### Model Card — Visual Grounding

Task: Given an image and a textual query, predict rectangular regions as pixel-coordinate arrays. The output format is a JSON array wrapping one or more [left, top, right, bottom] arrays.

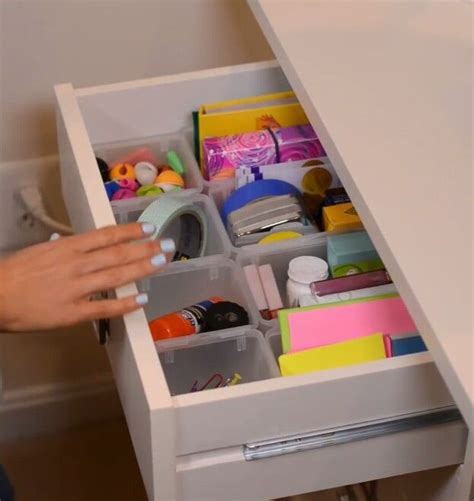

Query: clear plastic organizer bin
[[237, 234, 329, 330], [140, 257, 260, 334], [93, 130, 204, 208], [207, 178, 320, 247], [155, 328, 280, 396], [265, 327, 283, 362], [112, 193, 232, 261]]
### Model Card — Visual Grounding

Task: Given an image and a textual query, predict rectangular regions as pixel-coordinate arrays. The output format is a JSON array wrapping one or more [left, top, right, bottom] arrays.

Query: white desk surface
[[250, 1, 472, 428]]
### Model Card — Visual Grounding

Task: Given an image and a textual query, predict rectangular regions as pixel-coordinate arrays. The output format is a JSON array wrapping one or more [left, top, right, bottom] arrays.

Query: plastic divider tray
[[237, 234, 329, 330], [156, 328, 280, 396], [141, 257, 260, 334], [112, 193, 232, 262], [93, 130, 203, 208]]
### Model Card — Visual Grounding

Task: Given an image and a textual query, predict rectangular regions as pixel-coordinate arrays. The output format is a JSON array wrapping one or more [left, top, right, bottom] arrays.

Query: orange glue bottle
[[149, 297, 223, 341]]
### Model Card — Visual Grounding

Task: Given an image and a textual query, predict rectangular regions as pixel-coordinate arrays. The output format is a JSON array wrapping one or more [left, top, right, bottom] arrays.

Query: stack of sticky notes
[[279, 333, 387, 376], [277, 294, 419, 376], [386, 333, 427, 357]]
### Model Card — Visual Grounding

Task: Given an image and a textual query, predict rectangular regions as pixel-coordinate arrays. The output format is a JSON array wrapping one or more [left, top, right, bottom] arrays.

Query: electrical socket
[[0, 155, 70, 254]]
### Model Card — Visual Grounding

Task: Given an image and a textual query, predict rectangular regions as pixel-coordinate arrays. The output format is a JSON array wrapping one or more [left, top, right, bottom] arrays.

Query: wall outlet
[[0, 155, 70, 253]]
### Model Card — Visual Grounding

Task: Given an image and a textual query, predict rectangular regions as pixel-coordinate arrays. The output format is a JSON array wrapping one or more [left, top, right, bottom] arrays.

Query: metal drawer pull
[[243, 407, 462, 461]]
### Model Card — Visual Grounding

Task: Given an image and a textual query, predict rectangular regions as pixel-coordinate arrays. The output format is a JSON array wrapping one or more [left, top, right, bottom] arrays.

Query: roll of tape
[[203, 301, 249, 331], [222, 180, 299, 223], [138, 197, 207, 261]]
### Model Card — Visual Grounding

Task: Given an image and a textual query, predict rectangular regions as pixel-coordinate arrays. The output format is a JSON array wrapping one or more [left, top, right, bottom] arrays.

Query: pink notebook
[[287, 296, 416, 353]]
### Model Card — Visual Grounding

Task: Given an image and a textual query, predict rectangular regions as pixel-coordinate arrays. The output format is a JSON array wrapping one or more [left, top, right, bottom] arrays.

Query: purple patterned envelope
[[203, 124, 326, 181]]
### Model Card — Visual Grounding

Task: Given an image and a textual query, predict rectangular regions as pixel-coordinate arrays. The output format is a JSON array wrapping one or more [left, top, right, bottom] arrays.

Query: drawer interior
[[56, 62, 464, 488]]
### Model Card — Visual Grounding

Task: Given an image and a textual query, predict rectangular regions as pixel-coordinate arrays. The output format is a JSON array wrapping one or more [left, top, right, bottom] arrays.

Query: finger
[[78, 293, 149, 322], [79, 239, 161, 274], [80, 237, 175, 274], [67, 223, 156, 253], [78, 254, 168, 296]]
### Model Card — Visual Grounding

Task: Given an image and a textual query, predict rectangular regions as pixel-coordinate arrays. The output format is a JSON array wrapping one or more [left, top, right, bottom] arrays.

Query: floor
[[0, 419, 458, 501]]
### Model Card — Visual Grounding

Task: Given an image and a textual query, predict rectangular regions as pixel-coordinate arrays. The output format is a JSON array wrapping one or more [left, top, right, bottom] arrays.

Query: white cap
[[288, 256, 329, 285]]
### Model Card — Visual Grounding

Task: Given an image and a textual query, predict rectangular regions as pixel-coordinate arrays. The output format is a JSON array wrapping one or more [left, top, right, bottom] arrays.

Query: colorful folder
[[278, 333, 387, 376], [198, 91, 309, 172], [278, 294, 417, 354]]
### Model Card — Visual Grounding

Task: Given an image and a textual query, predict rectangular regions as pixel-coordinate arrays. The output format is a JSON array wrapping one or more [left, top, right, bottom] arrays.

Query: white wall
[[0, 0, 272, 436], [0, 0, 272, 162]]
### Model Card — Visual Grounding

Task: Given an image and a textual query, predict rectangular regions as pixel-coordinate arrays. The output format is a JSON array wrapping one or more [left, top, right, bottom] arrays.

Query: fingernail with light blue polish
[[136, 293, 149, 306], [141, 222, 156, 235], [160, 238, 176, 254], [151, 253, 167, 267]]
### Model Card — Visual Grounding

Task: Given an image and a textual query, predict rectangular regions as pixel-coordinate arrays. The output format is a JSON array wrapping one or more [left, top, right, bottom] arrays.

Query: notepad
[[278, 333, 387, 376], [278, 294, 417, 353], [390, 334, 427, 356]]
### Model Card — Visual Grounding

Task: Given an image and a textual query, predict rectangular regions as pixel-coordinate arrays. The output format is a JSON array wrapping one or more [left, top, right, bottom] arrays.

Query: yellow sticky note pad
[[322, 203, 363, 232], [278, 333, 386, 376]]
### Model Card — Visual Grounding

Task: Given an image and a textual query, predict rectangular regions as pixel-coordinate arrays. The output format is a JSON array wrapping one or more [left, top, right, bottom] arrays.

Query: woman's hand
[[0, 223, 175, 332]]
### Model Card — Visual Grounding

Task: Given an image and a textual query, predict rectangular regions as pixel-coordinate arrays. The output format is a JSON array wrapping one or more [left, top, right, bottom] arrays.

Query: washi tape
[[222, 179, 299, 223], [138, 197, 207, 261]]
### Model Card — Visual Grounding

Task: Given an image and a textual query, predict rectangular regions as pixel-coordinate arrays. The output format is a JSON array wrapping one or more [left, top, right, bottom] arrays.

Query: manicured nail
[[49, 233, 61, 241], [160, 238, 176, 254], [135, 293, 149, 306], [141, 222, 156, 235], [151, 253, 167, 267]]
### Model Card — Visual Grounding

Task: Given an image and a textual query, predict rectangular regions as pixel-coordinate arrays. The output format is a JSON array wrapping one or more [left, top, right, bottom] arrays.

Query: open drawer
[[55, 61, 468, 500]]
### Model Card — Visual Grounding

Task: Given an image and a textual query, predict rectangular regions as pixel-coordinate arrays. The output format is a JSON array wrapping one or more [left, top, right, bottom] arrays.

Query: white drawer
[[55, 61, 467, 501]]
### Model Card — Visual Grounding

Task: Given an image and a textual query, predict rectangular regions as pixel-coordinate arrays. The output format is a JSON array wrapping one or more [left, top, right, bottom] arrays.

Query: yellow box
[[278, 333, 386, 376], [198, 91, 308, 172], [322, 203, 363, 232]]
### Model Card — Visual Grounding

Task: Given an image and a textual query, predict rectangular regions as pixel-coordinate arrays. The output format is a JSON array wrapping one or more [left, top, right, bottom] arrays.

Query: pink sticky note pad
[[287, 296, 416, 353]]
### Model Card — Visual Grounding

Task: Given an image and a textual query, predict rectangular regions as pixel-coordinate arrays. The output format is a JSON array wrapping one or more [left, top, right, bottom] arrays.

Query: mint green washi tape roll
[[137, 197, 207, 261]]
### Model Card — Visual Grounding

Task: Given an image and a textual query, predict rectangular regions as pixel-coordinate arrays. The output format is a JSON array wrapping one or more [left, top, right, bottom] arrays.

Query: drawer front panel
[[177, 422, 467, 501], [174, 354, 454, 456]]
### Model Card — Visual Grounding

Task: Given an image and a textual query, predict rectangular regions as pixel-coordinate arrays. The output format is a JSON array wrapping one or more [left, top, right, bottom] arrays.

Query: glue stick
[[149, 297, 223, 341]]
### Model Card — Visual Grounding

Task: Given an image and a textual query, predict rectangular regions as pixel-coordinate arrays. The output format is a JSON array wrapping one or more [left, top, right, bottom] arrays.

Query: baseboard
[[0, 375, 123, 443]]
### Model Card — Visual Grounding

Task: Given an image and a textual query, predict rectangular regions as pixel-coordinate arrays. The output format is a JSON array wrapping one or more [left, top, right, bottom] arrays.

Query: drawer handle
[[243, 407, 462, 461]]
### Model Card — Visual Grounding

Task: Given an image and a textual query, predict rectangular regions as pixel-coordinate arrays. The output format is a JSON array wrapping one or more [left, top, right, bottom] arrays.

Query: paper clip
[[190, 373, 223, 392]]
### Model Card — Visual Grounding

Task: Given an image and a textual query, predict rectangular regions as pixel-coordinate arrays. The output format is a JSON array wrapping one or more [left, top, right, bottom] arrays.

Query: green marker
[[167, 150, 185, 175]]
